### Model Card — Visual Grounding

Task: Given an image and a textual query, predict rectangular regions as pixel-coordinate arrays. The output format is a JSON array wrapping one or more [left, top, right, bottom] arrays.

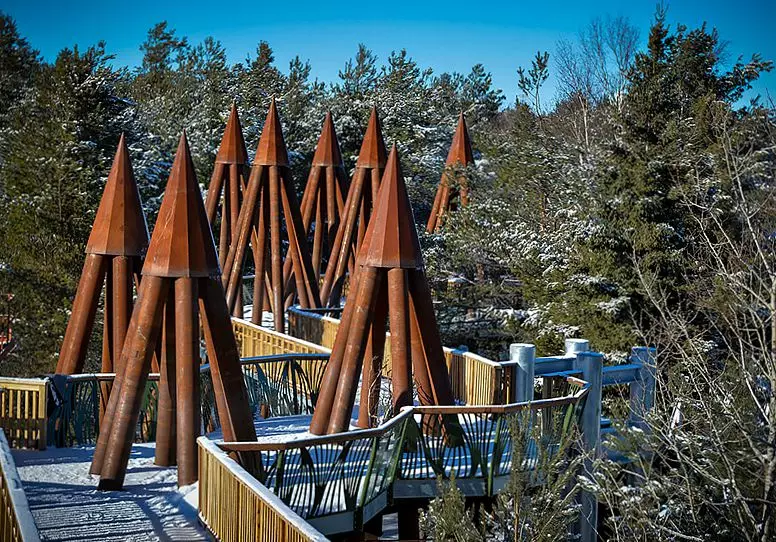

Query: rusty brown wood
[[95, 133, 256, 490], [309, 263, 359, 434], [97, 276, 168, 489], [311, 146, 455, 435], [58, 135, 149, 376], [175, 277, 200, 486], [222, 98, 320, 329], [327, 266, 382, 434], [199, 277, 257, 444], [356, 281, 387, 429], [282, 113, 348, 306], [426, 113, 475, 233], [155, 290, 177, 467], [388, 268, 412, 411], [319, 108, 387, 307]]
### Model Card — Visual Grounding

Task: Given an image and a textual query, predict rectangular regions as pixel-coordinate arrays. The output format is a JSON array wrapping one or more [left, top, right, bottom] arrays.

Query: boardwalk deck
[[11, 443, 207, 542]]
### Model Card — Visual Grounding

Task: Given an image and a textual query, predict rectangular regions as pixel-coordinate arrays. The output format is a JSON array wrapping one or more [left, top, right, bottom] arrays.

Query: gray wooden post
[[629, 346, 656, 429], [509, 343, 535, 403], [575, 351, 603, 542], [565, 338, 590, 356]]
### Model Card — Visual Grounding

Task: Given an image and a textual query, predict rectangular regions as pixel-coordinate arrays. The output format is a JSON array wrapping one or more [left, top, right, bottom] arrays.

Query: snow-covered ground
[[12, 443, 207, 542]]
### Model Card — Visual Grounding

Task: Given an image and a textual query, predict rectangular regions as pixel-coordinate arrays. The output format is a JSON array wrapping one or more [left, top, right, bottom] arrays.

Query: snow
[[11, 443, 207, 542]]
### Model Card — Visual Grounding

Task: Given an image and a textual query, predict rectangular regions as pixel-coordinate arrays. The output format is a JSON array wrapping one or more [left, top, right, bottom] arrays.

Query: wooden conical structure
[[221, 98, 321, 332], [319, 107, 388, 307], [91, 133, 257, 489], [426, 113, 475, 232], [310, 146, 455, 435], [281, 113, 349, 306], [205, 104, 250, 317], [56, 134, 149, 381]]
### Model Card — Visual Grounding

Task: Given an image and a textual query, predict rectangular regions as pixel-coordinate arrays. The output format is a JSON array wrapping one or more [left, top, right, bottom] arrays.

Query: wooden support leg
[[357, 284, 387, 429], [407, 271, 455, 406], [112, 256, 133, 375], [327, 267, 383, 434], [100, 261, 114, 422], [175, 278, 200, 486], [320, 168, 365, 305], [282, 169, 321, 308], [98, 277, 168, 489], [387, 269, 413, 411], [90, 268, 145, 475], [57, 253, 106, 374], [155, 291, 176, 467], [269, 167, 284, 332], [199, 278, 257, 443], [309, 269, 359, 435]]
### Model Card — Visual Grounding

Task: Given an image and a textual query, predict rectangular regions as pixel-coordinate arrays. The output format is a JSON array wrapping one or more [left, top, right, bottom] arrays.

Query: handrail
[[413, 387, 589, 415], [61, 352, 331, 382], [219, 408, 416, 452], [198, 438, 328, 542], [0, 430, 40, 541], [218, 375, 588, 453]]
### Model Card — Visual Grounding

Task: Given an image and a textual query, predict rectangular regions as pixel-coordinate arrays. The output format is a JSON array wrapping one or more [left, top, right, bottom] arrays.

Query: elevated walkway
[[0, 313, 655, 541]]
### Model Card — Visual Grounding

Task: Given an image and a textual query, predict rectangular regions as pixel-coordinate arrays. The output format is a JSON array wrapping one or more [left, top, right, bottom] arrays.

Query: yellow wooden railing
[[0, 430, 40, 541], [198, 437, 328, 542], [0, 378, 47, 450], [286, 308, 507, 405], [232, 318, 329, 357]]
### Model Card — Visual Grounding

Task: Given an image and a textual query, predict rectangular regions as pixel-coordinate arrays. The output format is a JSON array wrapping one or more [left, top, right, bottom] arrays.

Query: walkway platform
[[11, 443, 207, 542]]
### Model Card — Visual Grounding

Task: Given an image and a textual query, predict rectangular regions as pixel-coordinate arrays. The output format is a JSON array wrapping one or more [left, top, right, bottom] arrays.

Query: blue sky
[[4, 0, 774, 106]]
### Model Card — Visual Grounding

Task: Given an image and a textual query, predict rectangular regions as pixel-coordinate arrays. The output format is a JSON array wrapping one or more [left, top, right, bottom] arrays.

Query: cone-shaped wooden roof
[[445, 112, 474, 166], [86, 134, 149, 257], [143, 133, 221, 278], [355, 107, 387, 169], [254, 98, 289, 167], [359, 145, 422, 269], [215, 103, 249, 165], [311, 112, 343, 167]]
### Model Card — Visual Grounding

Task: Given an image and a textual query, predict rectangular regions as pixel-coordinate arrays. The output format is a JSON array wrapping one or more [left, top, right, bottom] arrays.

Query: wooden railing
[[233, 317, 329, 357], [49, 353, 330, 447], [198, 437, 328, 542], [0, 378, 47, 450], [217, 377, 589, 534], [286, 307, 506, 405], [0, 430, 40, 541]]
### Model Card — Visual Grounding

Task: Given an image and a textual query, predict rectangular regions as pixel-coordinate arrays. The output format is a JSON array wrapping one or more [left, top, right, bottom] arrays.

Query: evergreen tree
[[0, 43, 137, 375]]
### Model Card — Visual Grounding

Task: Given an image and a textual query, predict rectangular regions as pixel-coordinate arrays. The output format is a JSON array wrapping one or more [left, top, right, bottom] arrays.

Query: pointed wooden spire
[[206, 105, 251, 317], [57, 135, 148, 378], [446, 112, 474, 167], [360, 145, 422, 269], [221, 99, 321, 332], [426, 113, 475, 233], [93, 134, 257, 491], [281, 112, 349, 304], [215, 104, 249, 165], [311, 146, 455, 435], [356, 106, 388, 168], [255, 97, 289, 167], [312, 112, 344, 167], [319, 106, 389, 306], [86, 134, 149, 257], [143, 133, 220, 278]]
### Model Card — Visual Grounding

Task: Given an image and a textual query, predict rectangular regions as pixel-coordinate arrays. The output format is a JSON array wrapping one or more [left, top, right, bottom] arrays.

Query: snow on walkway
[[12, 443, 207, 542]]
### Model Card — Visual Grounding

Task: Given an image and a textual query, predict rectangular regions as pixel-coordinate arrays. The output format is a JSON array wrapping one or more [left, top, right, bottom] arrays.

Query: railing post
[[565, 338, 590, 356], [575, 351, 603, 542], [509, 343, 535, 403], [629, 346, 656, 429]]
